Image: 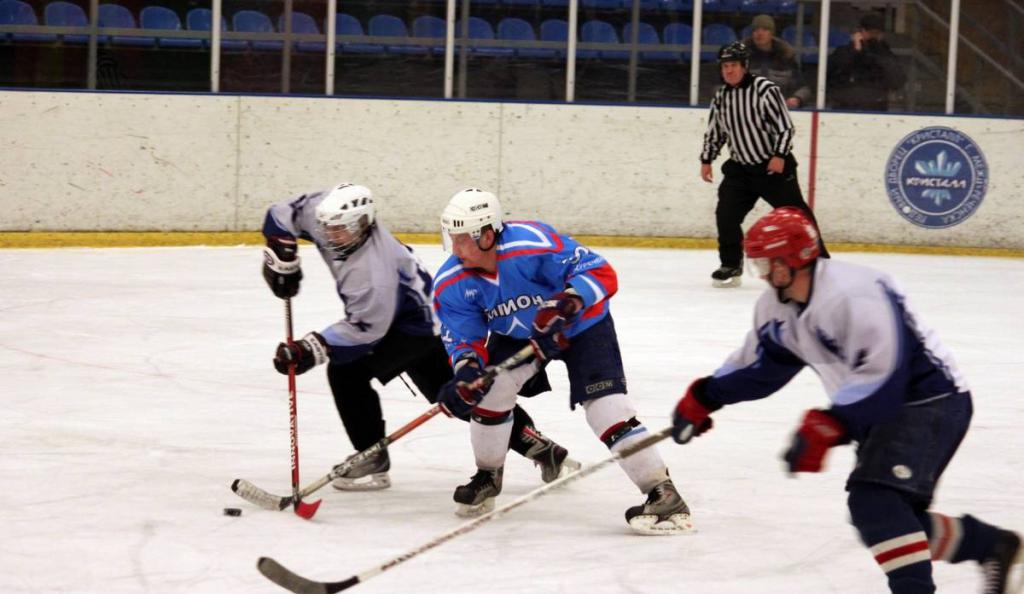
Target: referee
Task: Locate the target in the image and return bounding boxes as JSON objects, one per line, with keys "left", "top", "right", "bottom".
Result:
{"left": 700, "top": 42, "right": 828, "bottom": 288}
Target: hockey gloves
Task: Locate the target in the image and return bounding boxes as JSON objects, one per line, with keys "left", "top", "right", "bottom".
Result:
{"left": 263, "top": 236, "right": 303, "bottom": 299}
{"left": 672, "top": 377, "right": 721, "bottom": 444}
{"left": 782, "top": 409, "right": 849, "bottom": 474}
{"left": 274, "top": 332, "right": 328, "bottom": 375}
{"left": 438, "top": 359, "right": 491, "bottom": 420}
{"left": 530, "top": 291, "right": 583, "bottom": 361}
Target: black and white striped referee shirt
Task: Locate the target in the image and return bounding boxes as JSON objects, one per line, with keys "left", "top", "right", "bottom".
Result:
{"left": 700, "top": 73, "right": 795, "bottom": 166}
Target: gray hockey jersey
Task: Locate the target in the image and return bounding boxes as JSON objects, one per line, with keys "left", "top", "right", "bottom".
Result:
{"left": 704, "top": 259, "right": 967, "bottom": 439}
{"left": 263, "top": 190, "right": 438, "bottom": 364}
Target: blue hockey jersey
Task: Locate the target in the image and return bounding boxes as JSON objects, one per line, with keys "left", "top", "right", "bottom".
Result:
{"left": 432, "top": 221, "right": 617, "bottom": 366}
{"left": 703, "top": 259, "right": 967, "bottom": 440}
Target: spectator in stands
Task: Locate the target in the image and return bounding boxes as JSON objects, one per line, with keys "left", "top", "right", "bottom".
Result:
{"left": 743, "top": 14, "right": 812, "bottom": 109}
{"left": 826, "top": 12, "right": 906, "bottom": 111}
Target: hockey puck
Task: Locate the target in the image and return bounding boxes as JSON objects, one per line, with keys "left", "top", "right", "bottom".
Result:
{"left": 223, "top": 507, "right": 242, "bottom": 517}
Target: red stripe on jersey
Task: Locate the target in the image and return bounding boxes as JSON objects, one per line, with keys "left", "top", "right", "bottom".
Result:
{"left": 497, "top": 225, "right": 564, "bottom": 260}
{"left": 434, "top": 269, "right": 475, "bottom": 298}
{"left": 582, "top": 262, "right": 619, "bottom": 299}
{"left": 580, "top": 299, "right": 607, "bottom": 321}
{"left": 875, "top": 540, "right": 930, "bottom": 566}
{"left": 450, "top": 342, "right": 488, "bottom": 366}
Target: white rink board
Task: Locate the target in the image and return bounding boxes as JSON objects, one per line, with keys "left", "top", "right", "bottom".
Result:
{"left": 0, "top": 91, "right": 239, "bottom": 230}
{"left": 814, "top": 113, "right": 1024, "bottom": 248}
{"left": 1, "top": 89, "right": 1021, "bottom": 248}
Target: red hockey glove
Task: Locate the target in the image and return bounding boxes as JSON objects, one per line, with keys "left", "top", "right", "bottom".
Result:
{"left": 273, "top": 332, "right": 328, "bottom": 375}
{"left": 672, "top": 377, "right": 719, "bottom": 444}
{"left": 530, "top": 291, "right": 582, "bottom": 360}
{"left": 782, "top": 409, "right": 848, "bottom": 474}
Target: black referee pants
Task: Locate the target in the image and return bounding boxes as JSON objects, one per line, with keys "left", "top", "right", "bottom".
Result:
{"left": 715, "top": 154, "right": 829, "bottom": 268}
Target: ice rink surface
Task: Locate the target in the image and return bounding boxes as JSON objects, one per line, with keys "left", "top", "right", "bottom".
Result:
{"left": 2, "top": 244, "right": 1022, "bottom": 594}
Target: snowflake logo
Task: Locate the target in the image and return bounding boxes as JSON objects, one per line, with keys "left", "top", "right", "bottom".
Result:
{"left": 914, "top": 151, "right": 961, "bottom": 206}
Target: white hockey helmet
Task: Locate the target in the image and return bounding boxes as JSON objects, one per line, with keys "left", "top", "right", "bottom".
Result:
{"left": 440, "top": 188, "right": 503, "bottom": 252}
{"left": 315, "top": 183, "right": 375, "bottom": 256}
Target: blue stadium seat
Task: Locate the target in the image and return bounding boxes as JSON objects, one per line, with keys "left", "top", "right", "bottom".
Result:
{"left": 662, "top": 22, "right": 691, "bottom": 60}
{"left": 98, "top": 4, "right": 153, "bottom": 46}
{"left": 141, "top": 6, "right": 201, "bottom": 49}
{"left": 185, "top": 8, "right": 246, "bottom": 50}
{"left": 232, "top": 9, "right": 282, "bottom": 51}
{"left": 739, "top": 24, "right": 751, "bottom": 40}
{"left": 411, "top": 15, "right": 445, "bottom": 55}
{"left": 580, "top": 19, "right": 626, "bottom": 60}
{"left": 775, "top": 0, "right": 796, "bottom": 13}
{"left": 275, "top": 11, "right": 324, "bottom": 53}
{"left": 540, "top": 0, "right": 569, "bottom": 9}
{"left": 502, "top": 0, "right": 538, "bottom": 7}
{"left": 456, "top": 16, "right": 512, "bottom": 56}
{"left": 1, "top": 0, "right": 56, "bottom": 42}
{"left": 44, "top": 1, "right": 89, "bottom": 44}
{"left": 739, "top": 0, "right": 765, "bottom": 12}
{"left": 829, "top": 27, "right": 850, "bottom": 48}
{"left": 368, "top": 14, "right": 425, "bottom": 55}
{"left": 497, "top": 17, "right": 552, "bottom": 59}
{"left": 660, "top": 0, "right": 693, "bottom": 11}
{"left": 334, "top": 13, "right": 382, "bottom": 54}
{"left": 539, "top": 18, "right": 567, "bottom": 58}
{"left": 623, "top": 21, "right": 676, "bottom": 61}
{"left": 582, "top": 0, "right": 622, "bottom": 10}
{"left": 701, "top": 23, "right": 735, "bottom": 60}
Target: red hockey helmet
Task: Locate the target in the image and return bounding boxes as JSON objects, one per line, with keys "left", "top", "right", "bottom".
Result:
{"left": 744, "top": 207, "right": 821, "bottom": 274}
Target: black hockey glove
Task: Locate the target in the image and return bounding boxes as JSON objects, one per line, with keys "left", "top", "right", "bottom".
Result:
{"left": 262, "top": 236, "right": 303, "bottom": 299}
{"left": 438, "top": 358, "right": 490, "bottom": 420}
{"left": 530, "top": 290, "right": 582, "bottom": 360}
{"left": 274, "top": 332, "right": 328, "bottom": 375}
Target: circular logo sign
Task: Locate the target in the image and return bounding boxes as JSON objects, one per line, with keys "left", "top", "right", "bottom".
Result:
{"left": 884, "top": 127, "right": 989, "bottom": 229}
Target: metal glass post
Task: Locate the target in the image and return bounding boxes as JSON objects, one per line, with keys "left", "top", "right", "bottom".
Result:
{"left": 325, "top": 0, "right": 336, "bottom": 95}
{"left": 565, "top": 0, "right": 579, "bottom": 102}
{"left": 815, "top": 0, "right": 831, "bottom": 110}
{"left": 444, "top": 0, "right": 455, "bottom": 98}
{"left": 688, "top": 0, "right": 702, "bottom": 105}
{"left": 211, "top": 0, "right": 222, "bottom": 92}
{"left": 945, "top": 0, "right": 961, "bottom": 114}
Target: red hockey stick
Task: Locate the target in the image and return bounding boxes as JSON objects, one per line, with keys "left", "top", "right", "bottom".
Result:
{"left": 283, "top": 297, "right": 321, "bottom": 520}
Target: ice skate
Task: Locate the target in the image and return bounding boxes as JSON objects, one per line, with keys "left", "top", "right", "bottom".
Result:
{"left": 453, "top": 467, "right": 503, "bottom": 517}
{"left": 624, "top": 480, "right": 696, "bottom": 535}
{"left": 331, "top": 448, "right": 391, "bottom": 491}
{"left": 521, "top": 427, "right": 582, "bottom": 483}
{"left": 982, "top": 530, "right": 1024, "bottom": 594}
{"left": 711, "top": 265, "right": 743, "bottom": 288}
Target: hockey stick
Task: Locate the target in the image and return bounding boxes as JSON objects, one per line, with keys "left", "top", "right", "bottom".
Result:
{"left": 233, "top": 344, "right": 537, "bottom": 512}
{"left": 233, "top": 405, "right": 443, "bottom": 511}
{"left": 257, "top": 425, "right": 674, "bottom": 594}
{"left": 283, "top": 298, "right": 321, "bottom": 520}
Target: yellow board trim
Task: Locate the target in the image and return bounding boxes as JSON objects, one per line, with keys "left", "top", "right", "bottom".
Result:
{"left": 0, "top": 231, "right": 1021, "bottom": 258}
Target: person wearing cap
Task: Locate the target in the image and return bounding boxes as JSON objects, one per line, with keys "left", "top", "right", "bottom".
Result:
{"left": 827, "top": 11, "right": 906, "bottom": 111}
{"left": 744, "top": 14, "right": 812, "bottom": 109}
{"left": 699, "top": 41, "right": 829, "bottom": 288}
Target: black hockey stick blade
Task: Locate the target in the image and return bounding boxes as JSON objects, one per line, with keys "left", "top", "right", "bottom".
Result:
{"left": 258, "top": 557, "right": 358, "bottom": 594}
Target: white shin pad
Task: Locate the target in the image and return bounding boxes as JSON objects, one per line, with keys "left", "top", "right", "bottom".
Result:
{"left": 584, "top": 393, "right": 669, "bottom": 493}
{"left": 469, "top": 360, "right": 540, "bottom": 470}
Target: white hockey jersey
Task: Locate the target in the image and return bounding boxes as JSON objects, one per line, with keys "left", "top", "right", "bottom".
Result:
{"left": 262, "top": 190, "right": 437, "bottom": 364}
{"left": 705, "top": 259, "right": 967, "bottom": 439}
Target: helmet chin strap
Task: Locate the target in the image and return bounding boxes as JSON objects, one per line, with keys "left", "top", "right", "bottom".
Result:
{"left": 475, "top": 228, "right": 498, "bottom": 252}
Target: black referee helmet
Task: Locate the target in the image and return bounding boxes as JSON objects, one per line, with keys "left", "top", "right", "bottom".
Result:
{"left": 717, "top": 42, "right": 750, "bottom": 67}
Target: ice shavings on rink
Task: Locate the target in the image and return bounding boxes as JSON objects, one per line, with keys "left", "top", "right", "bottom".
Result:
{"left": 0, "top": 245, "right": 1021, "bottom": 594}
